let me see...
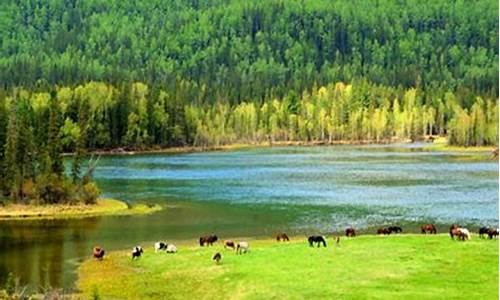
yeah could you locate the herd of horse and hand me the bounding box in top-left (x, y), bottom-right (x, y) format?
top-left (92, 224), bottom-right (499, 262)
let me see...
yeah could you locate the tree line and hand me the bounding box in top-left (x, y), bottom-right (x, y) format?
top-left (0, 0), bottom-right (497, 102)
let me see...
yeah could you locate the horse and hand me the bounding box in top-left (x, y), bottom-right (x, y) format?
top-left (154, 241), bottom-right (167, 252)
top-left (224, 240), bottom-right (235, 249)
top-left (166, 244), bottom-right (177, 253)
top-left (377, 228), bottom-right (391, 235)
top-left (345, 227), bottom-right (356, 237)
top-left (308, 236), bottom-right (327, 247)
top-left (132, 246), bottom-right (143, 259)
top-left (213, 252), bottom-right (222, 264)
top-left (421, 224), bottom-right (437, 234)
top-left (199, 235), bottom-right (218, 246)
top-left (450, 227), bottom-right (470, 241)
top-left (459, 228), bottom-right (471, 240)
top-left (236, 241), bottom-right (249, 254)
top-left (387, 226), bottom-right (402, 234)
top-left (93, 246), bottom-right (105, 260)
top-left (479, 226), bottom-right (489, 238)
top-left (276, 233), bottom-right (290, 242)
top-left (488, 228), bottom-right (499, 239)
top-left (334, 236), bottom-right (340, 245)
top-left (449, 224), bottom-right (459, 239)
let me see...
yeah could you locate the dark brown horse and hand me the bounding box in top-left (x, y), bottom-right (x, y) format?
top-left (213, 252), bottom-right (222, 264)
top-left (488, 228), bottom-right (499, 239)
top-left (421, 224), bottom-right (437, 234)
top-left (377, 228), bottom-right (391, 235)
top-left (308, 236), bottom-right (327, 247)
top-left (93, 246), bottom-right (105, 260)
top-left (387, 226), bottom-right (402, 234)
top-left (345, 227), bottom-right (356, 237)
top-left (276, 233), bottom-right (290, 242)
top-left (199, 235), bottom-right (218, 246)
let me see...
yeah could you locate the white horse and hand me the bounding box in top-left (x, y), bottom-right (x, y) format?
top-left (166, 244), bottom-right (177, 253)
top-left (458, 228), bottom-right (471, 240)
top-left (236, 241), bottom-right (249, 254)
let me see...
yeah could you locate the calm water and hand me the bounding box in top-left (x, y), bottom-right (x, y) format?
top-left (0, 144), bottom-right (498, 290)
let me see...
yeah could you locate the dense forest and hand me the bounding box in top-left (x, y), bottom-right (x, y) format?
top-left (0, 0), bottom-right (498, 202)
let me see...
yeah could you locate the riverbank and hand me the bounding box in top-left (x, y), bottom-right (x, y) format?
top-left (65, 137), bottom-right (497, 157)
top-left (78, 234), bottom-right (498, 299)
top-left (0, 198), bottom-right (162, 220)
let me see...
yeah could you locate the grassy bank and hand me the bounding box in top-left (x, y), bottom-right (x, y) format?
top-left (0, 198), bottom-right (162, 220)
top-left (78, 234), bottom-right (498, 300)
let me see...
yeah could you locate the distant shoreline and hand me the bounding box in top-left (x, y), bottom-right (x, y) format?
top-left (0, 198), bottom-right (162, 221)
top-left (64, 137), bottom-right (497, 157)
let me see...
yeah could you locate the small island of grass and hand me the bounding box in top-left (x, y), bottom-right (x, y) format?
top-left (0, 198), bottom-right (162, 220)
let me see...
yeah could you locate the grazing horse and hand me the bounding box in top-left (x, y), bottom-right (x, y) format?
top-left (450, 227), bottom-right (470, 241)
top-left (308, 236), bottom-right (327, 247)
top-left (387, 226), bottom-right (402, 234)
top-left (421, 224), bottom-right (437, 234)
top-left (276, 233), bottom-right (290, 242)
top-left (199, 235), bottom-right (218, 246)
top-left (449, 224), bottom-right (459, 239)
top-left (166, 244), bottom-right (177, 253)
top-left (345, 227), bottom-right (356, 237)
top-left (377, 228), bottom-right (391, 235)
top-left (132, 246), bottom-right (144, 259)
top-left (93, 246), bottom-right (105, 260)
top-left (488, 228), bottom-right (499, 239)
top-left (154, 241), bottom-right (167, 252)
top-left (236, 241), bottom-right (249, 254)
top-left (224, 240), bottom-right (235, 249)
top-left (213, 252), bottom-right (222, 264)
top-left (479, 227), bottom-right (489, 238)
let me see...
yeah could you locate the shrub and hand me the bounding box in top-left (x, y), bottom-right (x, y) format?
top-left (79, 182), bottom-right (100, 205)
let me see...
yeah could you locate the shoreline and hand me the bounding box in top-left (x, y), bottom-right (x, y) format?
top-left (0, 198), bottom-right (162, 221)
top-left (64, 138), bottom-right (498, 157)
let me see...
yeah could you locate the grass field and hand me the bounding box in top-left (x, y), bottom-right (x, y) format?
top-left (0, 198), bottom-right (162, 220)
top-left (78, 234), bottom-right (498, 300)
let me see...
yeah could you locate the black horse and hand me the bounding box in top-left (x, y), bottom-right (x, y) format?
top-left (387, 226), bottom-right (402, 234)
top-left (308, 235), bottom-right (327, 247)
top-left (479, 226), bottom-right (489, 238)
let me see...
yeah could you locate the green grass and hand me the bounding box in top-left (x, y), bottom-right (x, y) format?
top-left (0, 198), bottom-right (162, 220)
top-left (78, 234), bottom-right (498, 300)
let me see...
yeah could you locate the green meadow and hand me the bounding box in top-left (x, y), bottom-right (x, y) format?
top-left (78, 234), bottom-right (498, 300)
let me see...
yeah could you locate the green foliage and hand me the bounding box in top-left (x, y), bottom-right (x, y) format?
top-left (78, 182), bottom-right (100, 205)
top-left (0, 0), bottom-right (497, 102)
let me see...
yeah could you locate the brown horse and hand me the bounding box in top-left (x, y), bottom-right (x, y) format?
top-left (449, 224), bottom-right (459, 239)
top-left (421, 224), bottom-right (437, 234)
top-left (224, 240), bottom-right (235, 249)
top-left (345, 227), bottom-right (356, 237)
top-left (93, 246), bottom-right (105, 260)
top-left (377, 228), bottom-right (391, 235)
top-left (199, 235), bottom-right (218, 246)
top-left (276, 233), bottom-right (290, 242)
top-left (488, 228), bottom-right (499, 239)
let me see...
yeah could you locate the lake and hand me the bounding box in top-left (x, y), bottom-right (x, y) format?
top-left (0, 144), bottom-right (497, 291)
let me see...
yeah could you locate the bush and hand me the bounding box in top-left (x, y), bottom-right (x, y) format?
top-left (79, 182), bottom-right (100, 205)
top-left (35, 174), bottom-right (73, 204)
